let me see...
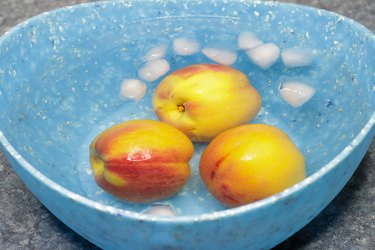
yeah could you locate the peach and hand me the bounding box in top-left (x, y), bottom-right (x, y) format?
top-left (152, 64), bottom-right (262, 142)
top-left (89, 120), bottom-right (193, 203)
top-left (200, 124), bottom-right (306, 207)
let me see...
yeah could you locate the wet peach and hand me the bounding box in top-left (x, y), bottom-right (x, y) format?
top-left (200, 124), bottom-right (306, 207)
top-left (89, 120), bottom-right (193, 203)
top-left (153, 64), bottom-right (262, 142)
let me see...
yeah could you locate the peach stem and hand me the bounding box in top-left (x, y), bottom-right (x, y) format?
top-left (177, 104), bottom-right (185, 112)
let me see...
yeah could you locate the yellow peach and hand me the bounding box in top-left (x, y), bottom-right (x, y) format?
top-left (200, 124), bottom-right (306, 207)
top-left (89, 120), bottom-right (193, 203)
top-left (152, 64), bottom-right (262, 142)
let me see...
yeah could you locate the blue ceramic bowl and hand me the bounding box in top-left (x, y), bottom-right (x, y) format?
top-left (0, 1), bottom-right (374, 249)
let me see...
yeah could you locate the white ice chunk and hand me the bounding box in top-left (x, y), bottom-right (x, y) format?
top-left (138, 59), bottom-right (170, 82)
top-left (238, 31), bottom-right (263, 50)
top-left (144, 43), bottom-right (168, 62)
top-left (279, 81), bottom-right (315, 108)
top-left (246, 43), bottom-right (280, 69)
top-left (201, 47), bottom-right (237, 65)
top-left (172, 37), bottom-right (200, 56)
top-left (144, 205), bottom-right (176, 217)
top-left (281, 48), bottom-right (314, 67)
top-left (119, 79), bottom-right (147, 101)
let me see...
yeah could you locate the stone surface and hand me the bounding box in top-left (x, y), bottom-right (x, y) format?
top-left (0, 0), bottom-right (374, 249)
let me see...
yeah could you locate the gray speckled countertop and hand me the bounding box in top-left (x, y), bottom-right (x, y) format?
top-left (0, 0), bottom-right (374, 249)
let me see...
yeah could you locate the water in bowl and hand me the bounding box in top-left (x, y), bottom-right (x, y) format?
top-left (65, 18), bottom-right (351, 216)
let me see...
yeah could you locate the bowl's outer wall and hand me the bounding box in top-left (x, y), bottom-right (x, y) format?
top-left (0, 0), bottom-right (374, 249)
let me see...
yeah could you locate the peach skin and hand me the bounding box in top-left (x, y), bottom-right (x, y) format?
top-left (89, 119), bottom-right (194, 203)
top-left (200, 124), bottom-right (306, 207)
top-left (152, 64), bottom-right (262, 142)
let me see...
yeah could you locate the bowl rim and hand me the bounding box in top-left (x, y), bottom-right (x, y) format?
top-left (0, 0), bottom-right (374, 223)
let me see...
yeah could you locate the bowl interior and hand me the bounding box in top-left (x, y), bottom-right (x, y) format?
top-left (0, 1), bottom-right (374, 215)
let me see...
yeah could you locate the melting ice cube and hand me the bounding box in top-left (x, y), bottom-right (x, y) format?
top-left (173, 37), bottom-right (200, 56)
top-left (138, 59), bottom-right (170, 82)
top-left (237, 31), bottom-right (263, 50)
top-left (144, 43), bottom-right (168, 62)
top-left (144, 204), bottom-right (176, 217)
top-left (281, 48), bottom-right (314, 67)
top-left (246, 43), bottom-right (280, 69)
top-left (279, 81), bottom-right (315, 108)
top-left (201, 47), bottom-right (237, 65)
top-left (119, 79), bottom-right (147, 101)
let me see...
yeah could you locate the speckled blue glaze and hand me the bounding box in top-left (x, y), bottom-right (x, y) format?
top-left (0, 0), bottom-right (374, 249)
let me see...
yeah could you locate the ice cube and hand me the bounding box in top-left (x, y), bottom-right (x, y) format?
top-left (138, 59), bottom-right (170, 82)
top-left (144, 43), bottom-right (168, 62)
top-left (279, 81), bottom-right (315, 108)
top-left (281, 48), bottom-right (313, 67)
top-left (246, 43), bottom-right (280, 69)
top-left (144, 204), bottom-right (176, 217)
top-left (238, 31), bottom-right (263, 50)
top-left (173, 37), bottom-right (200, 56)
top-left (201, 47), bottom-right (237, 65)
top-left (119, 79), bottom-right (147, 101)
